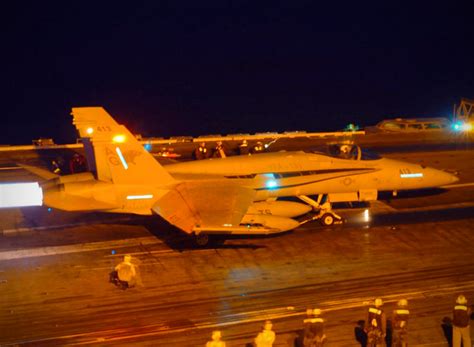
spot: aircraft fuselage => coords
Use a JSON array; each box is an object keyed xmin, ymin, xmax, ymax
[{"xmin": 164, "ymin": 151, "xmax": 457, "ymax": 201}]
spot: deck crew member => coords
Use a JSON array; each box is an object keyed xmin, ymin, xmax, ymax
[
  {"xmin": 452, "ymin": 294, "xmax": 471, "ymax": 347},
  {"xmin": 206, "ymin": 330, "xmax": 226, "ymax": 347},
  {"xmin": 194, "ymin": 142, "xmax": 209, "ymax": 160},
  {"xmin": 366, "ymin": 298, "xmax": 386, "ymax": 347},
  {"xmin": 303, "ymin": 308, "xmax": 326, "ymax": 346},
  {"xmin": 69, "ymin": 153, "xmax": 86, "ymax": 173},
  {"xmin": 212, "ymin": 141, "xmax": 226, "ymax": 158},
  {"xmin": 51, "ymin": 160, "xmax": 61, "ymax": 174},
  {"xmin": 251, "ymin": 141, "xmax": 264, "ymax": 154},
  {"xmin": 392, "ymin": 299, "xmax": 409, "ymax": 347},
  {"xmin": 112, "ymin": 254, "xmax": 136, "ymax": 289},
  {"xmin": 239, "ymin": 139, "xmax": 250, "ymax": 155},
  {"xmin": 354, "ymin": 320, "xmax": 368, "ymax": 347},
  {"xmin": 254, "ymin": 320, "xmax": 276, "ymax": 347}
]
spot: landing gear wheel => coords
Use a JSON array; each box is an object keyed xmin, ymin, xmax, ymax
[
  {"xmin": 320, "ymin": 213, "xmax": 335, "ymax": 226},
  {"xmin": 194, "ymin": 233, "xmax": 210, "ymax": 247},
  {"xmin": 193, "ymin": 234, "xmax": 225, "ymax": 248}
]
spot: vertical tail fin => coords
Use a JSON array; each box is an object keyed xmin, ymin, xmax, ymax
[{"xmin": 71, "ymin": 107, "xmax": 175, "ymax": 186}]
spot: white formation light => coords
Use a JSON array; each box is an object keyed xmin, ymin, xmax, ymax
[
  {"xmin": 126, "ymin": 194, "xmax": 153, "ymax": 200},
  {"xmin": 0, "ymin": 182, "xmax": 43, "ymax": 208},
  {"xmin": 86, "ymin": 127, "xmax": 94, "ymax": 135},
  {"xmin": 115, "ymin": 147, "xmax": 129, "ymax": 170},
  {"xmin": 400, "ymin": 173, "xmax": 423, "ymax": 178}
]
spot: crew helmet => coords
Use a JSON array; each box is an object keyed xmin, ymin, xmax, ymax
[
  {"xmin": 211, "ymin": 330, "xmax": 222, "ymax": 340},
  {"xmin": 397, "ymin": 299, "xmax": 408, "ymax": 307},
  {"xmin": 374, "ymin": 298, "xmax": 383, "ymax": 307},
  {"xmin": 340, "ymin": 144, "xmax": 350, "ymax": 153},
  {"xmin": 124, "ymin": 254, "xmax": 132, "ymax": 263},
  {"xmin": 263, "ymin": 320, "xmax": 273, "ymax": 330},
  {"xmin": 306, "ymin": 308, "xmax": 314, "ymax": 316},
  {"xmin": 456, "ymin": 295, "xmax": 467, "ymax": 305},
  {"xmin": 313, "ymin": 308, "xmax": 322, "ymax": 316}
]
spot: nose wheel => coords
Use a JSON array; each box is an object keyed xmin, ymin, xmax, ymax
[
  {"xmin": 320, "ymin": 213, "xmax": 335, "ymax": 226},
  {"xmin": 297, "ymin": 194, "xmax": 343, "ymax": 226}
]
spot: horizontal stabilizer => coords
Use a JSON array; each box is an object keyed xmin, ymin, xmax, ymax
[{"xmin": 153, "ymin": 181, "xmax": 256, "ymax": 234}]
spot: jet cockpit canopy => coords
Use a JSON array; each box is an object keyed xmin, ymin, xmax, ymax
[{"xmin": 306, "ymin": 144, "xmax": 381, "ymax": 161}]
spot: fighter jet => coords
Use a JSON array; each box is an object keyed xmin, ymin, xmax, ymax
[{"xmin": 35, "ymin": 107, "xmax": 458, "ymax": 246}]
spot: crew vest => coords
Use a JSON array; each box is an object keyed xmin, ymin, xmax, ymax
[
  {"xmin": 453, "ymin": 305, "xmax": 469, "ymax": 327},
  {"xmin": 368, "ymin": 307, "xmax": 383, "ymax": 329},
  {"xmin": 116, "ymin": 262, "xmax": 135, "ymax": 282},
  {"xmin": 393, "ymin": 309, "xmax": 409, "ymax": 329},
  {"xmin": 304, "ymin": 317, "xmax": 325, "ymax": 336}
]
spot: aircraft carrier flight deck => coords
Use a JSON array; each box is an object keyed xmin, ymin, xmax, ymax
[{"xmin": 0, "ymin": 135, "xmax": 473, "ymax": 346}]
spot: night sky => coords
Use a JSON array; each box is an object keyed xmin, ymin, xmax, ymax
[{"xmin": 2, "ymin": 1, "xmax": 473, "ymax": 144}]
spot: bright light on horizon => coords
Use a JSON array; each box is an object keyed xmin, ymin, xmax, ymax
[
  {"xmin": 0, "ymin": 182, "xmax": 43, "ymax": 208},
  {"xmin": 453, "ymin": 121, "xmax": 473, "ymax": 132}
]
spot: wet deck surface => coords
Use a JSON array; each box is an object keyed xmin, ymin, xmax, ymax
[{"xmin": 0, "ymin": 149, "xmax": 473, "ymax": 346}]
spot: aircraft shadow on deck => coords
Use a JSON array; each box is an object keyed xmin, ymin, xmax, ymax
[
  {"xmin": 379, "ymin": 187, "xmax": 447, "ymax": 199},
  {"xmin": 348, "ymin": 206, "xmax": 474, "ymax": 229},
  {"xmin": 16, "ymin": 204, "xmax": 473, "ymax": 250},
  {"xmin": 124, "ymin": 216, "xmax": 272, "ymax": 251}
]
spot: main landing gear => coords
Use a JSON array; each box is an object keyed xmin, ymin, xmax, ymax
[
  {"xmin": 298, "ymin": 194, "xmax": 343, "ymax": 226},
  {"xmin": 193, "ymin": 233, "xmax": 225, "ymax": 248}
]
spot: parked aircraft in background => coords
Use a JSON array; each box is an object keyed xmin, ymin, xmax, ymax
[{"xmin": 24, "ymin": 107, "xmax": 458, "ymax": 246}]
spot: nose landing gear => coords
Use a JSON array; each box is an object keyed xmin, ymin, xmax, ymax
[
  {"xmin": 297, "ymin": 194, "xmax": 343, "ymax": 226},
  {"xmin": 320, "ymin": 212, "xmax": 337, "ymax": 226}
]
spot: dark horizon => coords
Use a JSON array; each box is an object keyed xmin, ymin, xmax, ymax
[{"xmin": 2, "ymin": 2, "xmax": 473, "ymax": 145}]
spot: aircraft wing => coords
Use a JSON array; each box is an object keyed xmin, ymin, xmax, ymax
[{"xmin": 152, "ymin": 181, "xmax": 256, "ymax": 234}]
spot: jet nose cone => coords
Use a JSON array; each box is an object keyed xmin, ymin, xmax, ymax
[
  {"xmin": 447, "ymin": 172, "xmax": 459, "ymax": 185},
  {"xmin": 437, "ymin": 170, "xmax": 459, "ymax": 186},
  {"xmin": 421, "ymin": 168, "xmax": 459, "ymax": 188}
]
